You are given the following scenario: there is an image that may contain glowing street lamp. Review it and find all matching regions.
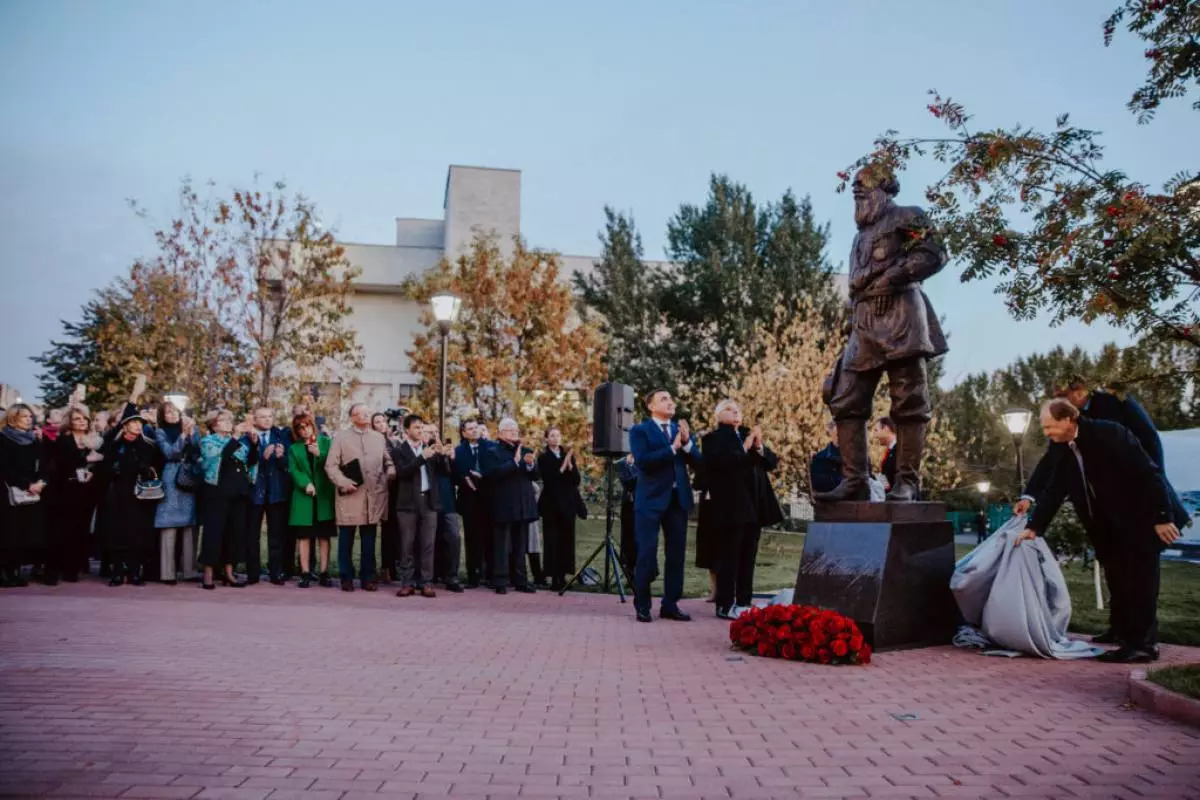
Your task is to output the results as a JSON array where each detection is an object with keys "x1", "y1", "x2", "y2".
[
  {"x1": 1001, "y1": 408, "x2": 1032, "y2": 489},
  {"x1": 430, "y1": 293, "x2": 462, "y2": 439}
]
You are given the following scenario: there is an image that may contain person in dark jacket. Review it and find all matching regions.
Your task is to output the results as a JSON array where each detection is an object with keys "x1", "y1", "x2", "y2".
[
  {"x1": 0, "y1": 404, "x2": 49, "y2": 587},
  {"x1": 242, "y1": 407, "x2": 291, "y2": 585},
  {"x1": 391, "y1": 414, "x2": 440, "y2": 597},
  {"x1": 1018, "y1": 376, "x2": 1188, "y2": 643},
  {"x1": 1018, "y1": 399, "x2": 1186, "y2": 663},
  {"x1": 197, "y1": 410, "x2": 256, "y2": 590},
  {"x1": 616, "y1": 453, "x2": 639, "y2": 582},
  {"x1": 809, "y1": 420, "x2": 843, "y2": 496},
  {"x1": 424, "y1": 423, "x2": 462, "y2": 592},
  {"x1": 48, "y1": 406, "x2": 103, "y2": 584},
  {"x1": 537, "y1": 426, "x2": 585, "y2": 591},
  {"x1": 701, "y1": 400, "x2": 782, "y2": 618},
  {"x1": 98, "y1": 409, "x2": 162, "y2": 586},
  {"x1": 374, "y1": 412, "x2": 401, "y2": 583},
  {"x1": 481, "y1": 417, "x2": 539, "y2": 594},
  {"x1": 454, "y1": 420, "x2": 491, "y2": 588},
  {"x1": 692, "y1": 457, "x2": 717, "y2": 602}
]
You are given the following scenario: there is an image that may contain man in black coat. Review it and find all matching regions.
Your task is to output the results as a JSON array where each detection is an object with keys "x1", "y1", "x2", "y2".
[
  {"x1": 701, "y1": 400, "x2": 783, "y2": 619},
  {"x1": 453, "y1": 420, "x2": 490, "y2": 588},
  {"x1": 809, "y1": 420, "x2": 843, "y2": 495},
  {"x1": 1018, "y1": 399, "x2": 1185, "y2": 663},
  {"x1": 392, "y1": 414, "x2": 440, "y2": 598},
  {"x1": 480, "y1": 417, "x2": 539, "y2": 594},
  {"x1": 1017, "y1": 376, "x2": 1187, "y2": 642}
]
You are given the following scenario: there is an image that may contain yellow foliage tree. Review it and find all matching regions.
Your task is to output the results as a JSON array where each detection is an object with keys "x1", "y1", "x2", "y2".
[{"x1": 405, "y1": 234, "x2": 607, "y2": 472}]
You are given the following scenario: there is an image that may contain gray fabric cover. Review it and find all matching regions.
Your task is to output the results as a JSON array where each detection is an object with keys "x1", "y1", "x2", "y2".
[{"x1": 951, "y1": 515, "x2": 1100, "y2": 660}]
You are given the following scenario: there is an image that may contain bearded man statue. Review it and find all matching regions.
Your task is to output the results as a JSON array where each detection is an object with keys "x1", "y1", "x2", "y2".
[{"x1": 816, "y1": 166, "x2": 948, "y2": 503}]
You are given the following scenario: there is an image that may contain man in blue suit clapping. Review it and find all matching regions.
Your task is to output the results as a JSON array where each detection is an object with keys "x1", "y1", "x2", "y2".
[{"x1": 629, "y1": 389, "x2": 701, "y2": 623}]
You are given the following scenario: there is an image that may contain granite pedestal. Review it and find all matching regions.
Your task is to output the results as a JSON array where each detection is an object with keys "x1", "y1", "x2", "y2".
[{"x1": 794, "y1": 502, "x2": 956, "y2": 651}]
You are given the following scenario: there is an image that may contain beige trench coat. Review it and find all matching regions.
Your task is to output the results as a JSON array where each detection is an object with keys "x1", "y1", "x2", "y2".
[{"x1": 324, "y1": 427, "x2": 396, "y2": 526}]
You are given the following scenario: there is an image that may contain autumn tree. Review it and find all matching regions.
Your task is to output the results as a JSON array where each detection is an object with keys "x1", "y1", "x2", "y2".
[
  {"x1": 225, "y1": 182, "x2": 362, "y2": 404},
  {"x1": 35, "y1": 177, "x2": 360, "y2": 414},
  {"x1": 406, "y1": 233, "x2": 607, "y2": 464},
  {"x1": 840, "y1": 1, "x2": 1199, "y2": 352}
]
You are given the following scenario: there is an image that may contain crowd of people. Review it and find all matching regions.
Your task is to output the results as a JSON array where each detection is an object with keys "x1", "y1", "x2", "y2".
[{"x1": 0, "y1": 383, "x2": 589, "y2": 597}]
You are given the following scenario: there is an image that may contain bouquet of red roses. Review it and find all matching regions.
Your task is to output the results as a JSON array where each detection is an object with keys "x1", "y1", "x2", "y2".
[{"x1": 729, "y1": 604, "x2": 871, "y2": 665}]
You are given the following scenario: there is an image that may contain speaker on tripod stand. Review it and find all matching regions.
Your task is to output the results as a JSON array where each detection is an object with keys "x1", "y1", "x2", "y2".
[{"x1": 560, "y1": 382, "x2": 635, "y2": 599}]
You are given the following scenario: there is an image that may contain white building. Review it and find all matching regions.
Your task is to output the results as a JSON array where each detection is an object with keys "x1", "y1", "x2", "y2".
[{"x1": 330, "y1": 164, "x2": 845, "y2": 415}]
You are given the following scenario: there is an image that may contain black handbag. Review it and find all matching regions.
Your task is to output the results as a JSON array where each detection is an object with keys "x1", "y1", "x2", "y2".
[{"x1": 175, "y1": 459, "x2": 199, "y2": 492}]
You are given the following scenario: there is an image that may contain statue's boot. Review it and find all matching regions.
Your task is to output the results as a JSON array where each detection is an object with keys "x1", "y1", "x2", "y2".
[
  {"x1": 814, "y1": 421, "x2": 870, "y2": 502},
  {"x1": 885, "y1": 422, "x2": 927, "y2": 502}
]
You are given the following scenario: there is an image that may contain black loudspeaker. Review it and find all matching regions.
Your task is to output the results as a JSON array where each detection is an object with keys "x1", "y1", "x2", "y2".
[{"x1": 592, "y1": 382, "x2": 635, "y2": 456}]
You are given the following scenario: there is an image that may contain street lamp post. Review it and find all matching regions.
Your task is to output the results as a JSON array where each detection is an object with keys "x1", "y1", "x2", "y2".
[
  {"x1": 1001, "y1": 408, "x2": 1032, "y2": 490},
  {"x1": 430, "y1": 292, "x2": 462, "y2": 440}
]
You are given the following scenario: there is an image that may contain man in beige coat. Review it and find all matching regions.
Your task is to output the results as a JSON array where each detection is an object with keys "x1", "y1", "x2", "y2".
[{"x1": 325, "y1": 403, "x2": 396, "y2": 592}]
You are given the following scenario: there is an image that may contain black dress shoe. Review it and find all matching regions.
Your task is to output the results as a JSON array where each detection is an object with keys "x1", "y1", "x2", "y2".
[
  {"x1": 465, "y1": 580, "x2": 480, "y2": 589},
  {"x1": 515, "y1": 585, "x2": 536, "y2": 594},
  {"x1": 1096, "y1": 646, "x2": 1158, "y2": 664},
  {"x1": 716, "y1": 606, "x2": 734, "y2": 620},
  {"x1": 161, "y1": 579, "x2": 177, "y2": 586},
  {"x1": 269, "y1": 577, "x2": 286, "y2": 586},
  {"x1": 201, "y1": 581, "x2": 215, "y2": 590},
  {"x1": 636, "y1": 609, "x2": 653, "y2": 623},
  {"x1": 1092, "y1": 629, "x2": 1119, "y2": 645},
  {"x1": 246, "y1": 577, "x2": 261, "y2": 585},
  {"x1": 660, "y1": 608, "x2": 691, "y2": 622},
  {"x1": 219, "y1": 574, "x2": 246, "y2": 588},
  {"x1": 495, "y1": 586, "x2": 508, "y2": 595},
  {"x1": 341, "y1": 579, "x2": 355, "y2": 592},
  {"x1": 445, "y1": 582, "x2": 464, "y2": 593},
  {"x1": 318, "y1": 572, "x2": 332, "y2": 588},
  {"x1": 298, "y1": 575, "x2": 311, "y2": 588}
]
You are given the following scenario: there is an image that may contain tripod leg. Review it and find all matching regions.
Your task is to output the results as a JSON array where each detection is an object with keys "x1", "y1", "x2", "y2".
[
  {"x1": 606, "y1": 536, "x2": 626, "y2": 602},
  {"x1": 560, "y1": 539, "x2": 606, "y2": 595}
]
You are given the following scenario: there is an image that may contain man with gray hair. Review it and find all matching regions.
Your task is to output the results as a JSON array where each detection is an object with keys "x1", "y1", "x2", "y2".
[
  {"x1": 480, "y1": 417, "x2": 539, "y2": 594},
  {"x1": 325, "y1": 403, "x2": 396, "y2": 592}
]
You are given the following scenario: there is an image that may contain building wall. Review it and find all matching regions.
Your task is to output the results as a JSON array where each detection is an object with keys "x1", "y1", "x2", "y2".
[{"x1": 443, "y1": 166, "x2": 520, "y2": 260}]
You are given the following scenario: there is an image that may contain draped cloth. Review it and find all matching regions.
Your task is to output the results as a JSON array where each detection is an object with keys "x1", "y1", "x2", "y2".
[{"x1": 951, "y1": 515, "x2": 1101, "y2": 660}]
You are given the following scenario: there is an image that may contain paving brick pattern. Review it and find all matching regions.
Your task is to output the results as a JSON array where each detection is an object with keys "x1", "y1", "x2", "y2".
[{"x1": 1, "y1": 582, "x2": 1198, "y2": 799}]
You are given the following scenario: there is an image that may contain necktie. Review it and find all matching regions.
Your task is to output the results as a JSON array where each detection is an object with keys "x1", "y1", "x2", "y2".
[
  {"x1": 1068, "y1": 441, "x2": 1095, "y2": 516},
  {"x1": 661, "y1": 423, "x2": 670, "y2": 439}
]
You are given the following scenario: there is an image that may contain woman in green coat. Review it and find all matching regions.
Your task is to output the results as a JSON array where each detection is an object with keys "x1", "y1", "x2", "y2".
[{"x1": 288, "y1": 414, "x2": 335, "y2": 587}]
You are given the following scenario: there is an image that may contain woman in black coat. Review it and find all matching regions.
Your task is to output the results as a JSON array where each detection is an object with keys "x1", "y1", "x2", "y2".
[
  {"x1": 537, "y1": 427, "x2": 585, "y2": 591},
  {"x1": 0, "y1": 404, "x2": 49, "y2": 587},
  {"x1": 48, "y1": 407, "x2": 103, "y2": 583},
  {"x1": 98, "y1": 410, "x2": 162, "y2": 586}
]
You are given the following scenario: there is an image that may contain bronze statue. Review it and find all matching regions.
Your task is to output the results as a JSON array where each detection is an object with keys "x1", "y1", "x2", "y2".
[{"x1": 816, "y1": 167, "x2": 948, "y2": 503}]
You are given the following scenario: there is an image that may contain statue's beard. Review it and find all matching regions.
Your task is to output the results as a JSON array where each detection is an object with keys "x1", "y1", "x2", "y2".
[{"x1": 854, "y1": 195, "x2": 887, "y2": 228}]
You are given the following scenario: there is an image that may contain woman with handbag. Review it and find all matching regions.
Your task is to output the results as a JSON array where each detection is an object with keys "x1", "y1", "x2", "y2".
[
  {"x1": 0, "y1": 403, "x2": 48, "y2": 587},
  {"x1": 287, "y1": 414, "x2": 335, "y2": 588},
  {"x1": 48, "y1": 406, "x2": 103, "y2": 584},
  {"x1": 153, "y1": 401, "x2": 199, "y2": 585},
  {"x1": 98, "y1": 409, "x2": 162, "y2": 586},
  {"x1": 197, "y1": 410, "x2": 256, "y2": 590}
]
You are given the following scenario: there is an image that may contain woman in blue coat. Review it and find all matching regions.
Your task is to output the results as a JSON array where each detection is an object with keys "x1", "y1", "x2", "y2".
[{"x1": 153, "y1": 401, "x2": 199, "y2": 584}]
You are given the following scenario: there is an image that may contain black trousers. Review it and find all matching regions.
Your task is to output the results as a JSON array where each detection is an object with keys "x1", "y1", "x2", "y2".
[
  {"x1": 715, "y1": 523, "x2": 761, "y2": 609},
  {"x1": 1106, "y1": 541, "x2": 1161, "y2": 649},
  {"x1": 491, "y1": 521, "x2": 529, "y2": 590},
  {"x1": 541, "y1": 510, "x2": 577, "y2": 589},
  {"x1": 434, "y1": 512, "x2": 461, "y2": 583},
  {"x1": 380, "y1": 514, "x2": 399, "y2": 579},
  {"x1": 461, "y1": 505, "x2": 490, "y2": 584},
  {"x1": 200, "y1": 494, "x2": 246, "y2": 568},
  {"x1": 246, "y1": 502, "x2": 288, "y2": 579}
]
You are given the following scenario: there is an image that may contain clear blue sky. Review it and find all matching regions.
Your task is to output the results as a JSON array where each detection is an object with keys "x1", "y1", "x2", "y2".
[{"x1": 1, "y1": 0, "x2": 1194, "y2": 401}]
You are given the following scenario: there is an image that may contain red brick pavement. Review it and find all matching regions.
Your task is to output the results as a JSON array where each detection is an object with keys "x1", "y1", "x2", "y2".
[{"x1": 1, "y1": 581, "x2": 1198, "y2": 799}]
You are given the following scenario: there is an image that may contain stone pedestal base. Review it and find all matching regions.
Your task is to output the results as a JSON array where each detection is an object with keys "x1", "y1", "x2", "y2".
[{"x1": 794, "y1": 502, "x2": 956, "y2": 651}]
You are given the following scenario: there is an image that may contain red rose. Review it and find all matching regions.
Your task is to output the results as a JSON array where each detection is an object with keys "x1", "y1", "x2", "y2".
[
  {"x1": 757, "y1": 641, "x2": 772, "y2": 657},
  {"x1": 850, "y1": 634, "x2": 864, "y2": 651},
  {"x1": 781, "y1": 642, "x2": 797, "y2": 660},
  {"x1": 992, "y1": 234, "x2": 1008, "y2": 247},
  {"x1": 801, "y1": 645, "x2": 816, "y2": 661},
  {"x1": 832, "y1": 640, "x2": 849, "y2": 658},
  {"x1": 858, "y1": 645, "x2": 873, "y2": 665},
  {"x1": 818, "y1": 648, "x2": 832, "y2": 664},
  {"x1": 811, "y1": 631, "x2": 827, "y2": 647},
  {"x1": 739, "y1": 629, "x2": 756, "y2": 648}
]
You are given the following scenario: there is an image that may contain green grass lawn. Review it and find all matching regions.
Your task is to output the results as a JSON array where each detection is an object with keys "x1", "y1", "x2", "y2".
[{"x1": 1147, "y1": 664, "x2": 1200, "y2": 700}]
